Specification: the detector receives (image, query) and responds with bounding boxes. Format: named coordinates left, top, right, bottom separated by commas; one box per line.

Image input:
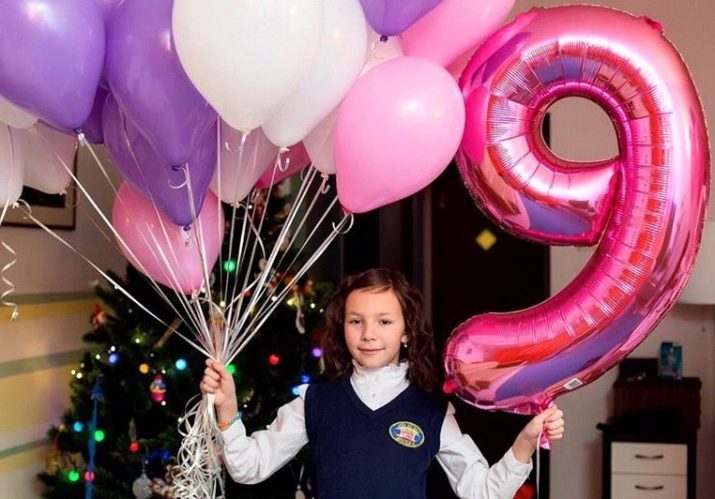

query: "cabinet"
left=601, top=430, right=695, bottom=499
left=599, top=376, right=700, bottom=499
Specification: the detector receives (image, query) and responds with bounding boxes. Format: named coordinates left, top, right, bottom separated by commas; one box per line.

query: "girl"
left=201, top=268, right=565, bottom=498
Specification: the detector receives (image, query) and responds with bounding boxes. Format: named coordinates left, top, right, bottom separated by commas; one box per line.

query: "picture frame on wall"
left=4, top=153, right=77, bottom=230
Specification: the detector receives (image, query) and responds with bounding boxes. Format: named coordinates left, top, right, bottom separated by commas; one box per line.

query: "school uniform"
left=221, top=362, right=531, bottom=498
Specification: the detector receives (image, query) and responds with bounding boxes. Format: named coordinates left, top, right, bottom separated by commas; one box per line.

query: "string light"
left=94, top=429, right=105, bottom=442
left=226, top=364, right=237, bottom=376
left=68, top=470, right=80, bottom=482
left=73, top=421, right=84, bottom=433
left=76, top=372, right=83, bottom=379
left=108, top=353, right=120, bottom=364
left=311, top=347, right=323, bottom=358
left=300, top=374, right=311, bottom=383
left=268, top=354, right=281, bottom=366
left=175, top=359, right=188, bottom=371
left=291, top=386, right=300, bottom=396
left=223, top=259, right=238, bottom=273
left=139, top=363, right=150, bottom=374
left=84, top=471, right=95, bottom=482
left=129, top=442, right=140, bottom=453
left=95, top=354, right=101, bottom=360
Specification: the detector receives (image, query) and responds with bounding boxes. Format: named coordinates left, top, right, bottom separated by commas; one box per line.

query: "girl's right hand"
left=200, top=359, right=238, bottom=423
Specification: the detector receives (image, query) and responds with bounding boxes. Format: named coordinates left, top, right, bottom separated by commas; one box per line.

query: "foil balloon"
left=445, top=5, right=709, bottom=414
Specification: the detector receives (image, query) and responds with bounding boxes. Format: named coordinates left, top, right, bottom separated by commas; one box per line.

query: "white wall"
left=510, top=1, right=715, bottom=497
left=0, top=145, right=125, bottom=496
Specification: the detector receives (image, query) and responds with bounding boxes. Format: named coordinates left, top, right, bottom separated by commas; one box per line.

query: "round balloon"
left=262, top=0, right=367, bottom=147
left=103, top=95, right=216, bottom=227
left=80, top=87, right=109, bottom=145
left=400, top=0, right=515, bottom=68
left=0, top=0, right=105, bottom=130
left=112, top=182, right=224, bottom=295
left=19, top=123, right=78, bottom=194
left=303, top=29, right=403, bottom=175
left=0, top=125, right=24, bottom=209
left=359, top=0, right=443, bottom=37
left=105, top=0, right=217, bottom=165
left=0, top=95, right=37, bottom=130
left=172, top=0, right=323, bottom=132
left=334, top=56, right=464, bottom=213
left=211, top=123, right=277, bottom=205
left=445, top=6, right=710, bottom=414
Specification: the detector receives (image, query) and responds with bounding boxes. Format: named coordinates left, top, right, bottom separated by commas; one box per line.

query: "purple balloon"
left=359, top=0, right=444, bottom=36
left=102, top=95, right=216, bottom=227
left=0, top=0, right=105, bottom=130
left=80, top=87, right=109, bottom=144
left=95, top=0, right=124, bottom=22
left=105, top=0, right=216, bottom=166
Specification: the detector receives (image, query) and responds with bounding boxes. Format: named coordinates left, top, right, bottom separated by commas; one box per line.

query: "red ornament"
left=268, top=354, right=281, bottom=366
left=129, top=441, right=140, bottom=453
left=91, top=305, right=107, bottom=330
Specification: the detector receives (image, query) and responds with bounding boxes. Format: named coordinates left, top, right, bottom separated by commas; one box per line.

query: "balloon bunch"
left=0, top=1, right=519, bottom=496
left=5, top=0, right=704, bottom=496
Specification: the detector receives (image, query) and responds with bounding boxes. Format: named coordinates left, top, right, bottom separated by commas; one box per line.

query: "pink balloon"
left=401, top=0, right=515, bottom=68
left=444, top=6, right=710, bottom=414
left=256, top=143, right=311, bottom=190
left=112, top=182, right=224, bottom=294
left=334, top=56, right=464, bottom=213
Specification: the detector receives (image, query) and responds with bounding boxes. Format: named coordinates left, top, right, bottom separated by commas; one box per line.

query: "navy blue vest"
left=304, top=378, right=447, bottom=499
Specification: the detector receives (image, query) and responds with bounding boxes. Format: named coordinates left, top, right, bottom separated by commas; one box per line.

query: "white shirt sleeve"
left=220, top=384, right=309, bottom=484
left=436, top=402, right=532, bottom=499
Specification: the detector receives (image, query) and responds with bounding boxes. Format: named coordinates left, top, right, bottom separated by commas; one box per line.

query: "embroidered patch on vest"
left=388, top=421, right=425, bottom=448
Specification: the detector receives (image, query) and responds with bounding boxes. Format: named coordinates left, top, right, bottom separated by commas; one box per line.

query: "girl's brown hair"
left=321, top=268, right=441, bottom=393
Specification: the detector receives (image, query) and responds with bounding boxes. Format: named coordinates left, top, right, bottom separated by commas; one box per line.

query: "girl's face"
left=344, top=287, right=408, bottom=369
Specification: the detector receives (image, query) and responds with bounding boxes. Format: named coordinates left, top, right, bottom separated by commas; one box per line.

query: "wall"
left=0, top=146, right=125, bottom=496
left=509, top=1, right=715, bottom=497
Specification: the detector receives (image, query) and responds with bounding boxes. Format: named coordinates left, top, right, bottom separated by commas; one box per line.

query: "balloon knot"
left=379, top=35, right=389, bottom=43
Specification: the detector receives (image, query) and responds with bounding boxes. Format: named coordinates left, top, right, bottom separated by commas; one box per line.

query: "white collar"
left=350, top=360, right=409, bottom=384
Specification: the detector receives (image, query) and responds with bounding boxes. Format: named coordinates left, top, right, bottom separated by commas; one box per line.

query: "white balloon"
left=303, top=30, right=403, bottom=175
left=172, top=0, right=323, bottom=132
left=18, top=123, right=77, bottom=194
left=0, top=94, right=37, bottom=130
left=0, top=125, right=24, bottom=208
left=210, top=123, right=278, bottom=205
left=262, top=0, right=367, bottom=147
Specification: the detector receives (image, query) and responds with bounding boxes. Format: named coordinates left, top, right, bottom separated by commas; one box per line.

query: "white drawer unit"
left=611, top=474, right=687, bottom=499
left=611, top=442, right=687, bottom=475
left=601, top=434, right=696, bottom=499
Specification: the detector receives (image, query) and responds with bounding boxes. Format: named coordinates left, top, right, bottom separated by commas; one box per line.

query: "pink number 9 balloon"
left=445, top=5, right=710, bottom=414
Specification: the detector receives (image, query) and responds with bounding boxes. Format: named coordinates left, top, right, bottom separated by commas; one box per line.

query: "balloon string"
left=0, top=228, right=19, bottom=321
left=536, top=432, right=541, bottom=499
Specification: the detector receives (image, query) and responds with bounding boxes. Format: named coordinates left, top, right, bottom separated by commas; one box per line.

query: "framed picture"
left=4, top=153, right=77, bottom=230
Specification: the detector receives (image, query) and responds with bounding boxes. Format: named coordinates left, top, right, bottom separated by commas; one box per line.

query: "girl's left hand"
left=512, top=405, right=565, bottom=462
left=524, top=405, right=565, bottom=445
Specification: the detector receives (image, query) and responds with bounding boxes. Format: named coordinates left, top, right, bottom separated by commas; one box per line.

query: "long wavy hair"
left=321, top=268, right=441, bottom=393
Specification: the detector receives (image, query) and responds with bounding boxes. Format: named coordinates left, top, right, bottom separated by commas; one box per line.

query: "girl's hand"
left=512, top=405, right=565, bottom=463
left=200, top=359, right=238, bottom=424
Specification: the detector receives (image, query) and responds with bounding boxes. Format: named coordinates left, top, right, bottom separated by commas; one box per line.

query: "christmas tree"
left=38, top=182, right=334, bottom=498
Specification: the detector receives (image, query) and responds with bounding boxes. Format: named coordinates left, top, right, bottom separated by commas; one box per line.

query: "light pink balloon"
left=444, top=6, right=710, bottom=414
left=334, top=56, right=464, bottom=213
left=112, top=182, right=224, bottom=294
left=256, top=142, right=311, bottom=189
left=400, top=0, right=515, bottom=68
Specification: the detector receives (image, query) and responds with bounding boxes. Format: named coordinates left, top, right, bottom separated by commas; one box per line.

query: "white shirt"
left=221, top=362, right=532, bottom=498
